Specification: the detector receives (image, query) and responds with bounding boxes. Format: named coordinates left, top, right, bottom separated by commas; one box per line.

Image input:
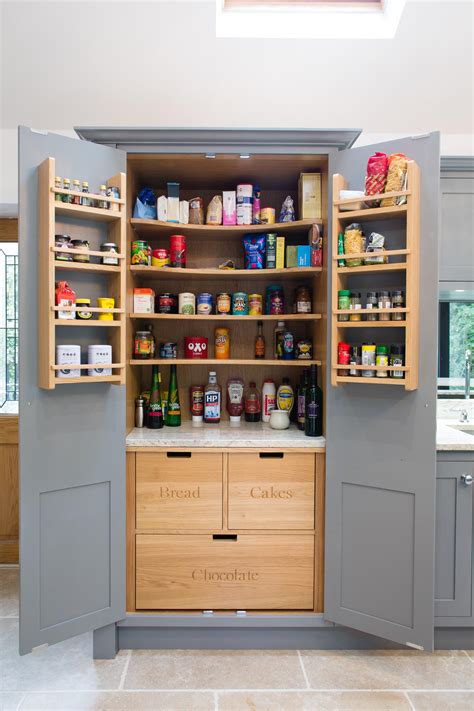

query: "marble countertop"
left=126, top=421, right=325, bottom=449
left=436, top=418, right=474, bottom=451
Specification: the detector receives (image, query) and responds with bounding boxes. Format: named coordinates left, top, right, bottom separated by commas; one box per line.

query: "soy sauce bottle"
left=305, top=364, right=323, bottom=437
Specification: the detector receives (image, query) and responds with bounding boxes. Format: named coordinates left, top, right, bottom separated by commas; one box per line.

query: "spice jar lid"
left=338, top=290, right=351, bottom=296
left=101, top=242, right=117, bottom=249
left=366, top=291, right=377, bottom=297
left=392, top=290, right=404, bottom=296
left=350, top=292, right=362, bottom=298
left=136, top=330, right=151, bottom=336
left=377, top=290, right=390, bottom=297
left=376, top=345, right=388, bottom=354
left=391, top=344, right=405, bottom=355
left=76, top=298, right=91, bottom=305
left=55, top=234, right=71, bottom=240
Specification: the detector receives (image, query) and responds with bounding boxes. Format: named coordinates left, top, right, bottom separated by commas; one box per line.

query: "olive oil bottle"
left=165, top=364, right=181, bottom=427
left=147, top=365, right=163, bottom=429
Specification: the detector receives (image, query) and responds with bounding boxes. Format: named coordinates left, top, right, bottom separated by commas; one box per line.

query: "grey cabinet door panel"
left=18, top=127, right=126, bottom=654
left=435, top=461, right=473, bottom=618
left=439, top=177, right=474, bottom=282
left=326, top=134, right=440, bottom=651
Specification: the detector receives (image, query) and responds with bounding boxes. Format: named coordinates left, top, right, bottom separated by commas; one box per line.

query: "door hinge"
left=32, top=643, right=48, bottom=652
left=406, top=641, right=424, bottom=651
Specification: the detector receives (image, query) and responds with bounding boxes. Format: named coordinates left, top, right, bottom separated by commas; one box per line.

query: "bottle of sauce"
left=147, top=366, right=164, bottom=429
left=262, top=379, right=276, bottom=423
left=273, top=320, right=286, bottom=359
left=165, top=364, right=181, bottom=427
left=189, top=384, right=204, bottom=425
left=226, top=377, right=244, bottom=426
left=297, top=369, right=309, bottom=431
left=277, top=378, right=294, bottom=413
left=204, top=371, right=221, bottom=423
left=255, top=321, right=265, bottom=359
left=244, top=381, right=261, bottom=422
left=305, top=364, right=323, bottom=437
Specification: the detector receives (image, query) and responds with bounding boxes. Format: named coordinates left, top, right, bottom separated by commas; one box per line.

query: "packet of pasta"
left=364, top=152, right=389, bottom=207
left=381, top=154, right=408, bottom=207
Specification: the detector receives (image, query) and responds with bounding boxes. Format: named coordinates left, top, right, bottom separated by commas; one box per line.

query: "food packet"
left=133, top=187, right=157, bottom=219
left=364, top=152, right=389, bottom=207
left=343, top=223, right=365, bottom=267
left=243, top=234, right=266, bottom=269
left=279, top=195, right=295, bottom=222
left=364, top=232, right=387, bottom=265
left=189, top=197, right=204, bottom=225
left=206, top=195, right=223, bottom=225
left=380, top=154, right=408, bottom=207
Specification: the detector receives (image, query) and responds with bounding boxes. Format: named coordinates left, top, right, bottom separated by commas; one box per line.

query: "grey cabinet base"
left=93, top=619, right=474, bottom=659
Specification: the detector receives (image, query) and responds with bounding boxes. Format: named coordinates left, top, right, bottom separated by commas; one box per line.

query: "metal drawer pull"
left=212, top=534, right=238, bottom=541
left=461, top=474, right=473, bottom=486
left=259, top=452, right=284, bottom=459
left=166, top=452, right=192, bottom=458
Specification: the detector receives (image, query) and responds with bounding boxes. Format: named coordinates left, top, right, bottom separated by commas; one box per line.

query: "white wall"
left=1, top=0, right=473, bottom=211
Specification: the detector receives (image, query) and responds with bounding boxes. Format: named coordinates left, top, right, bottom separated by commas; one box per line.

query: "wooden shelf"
left=335, top=321, right=407, bottom=328
left=129, top=359, right=321, bottom=367
left=51, top=363, right=125, bottom=371
left=336, top=205, right=408, bottom=222
left=334, top=189, right=410, bottom=206
left=334, top=376, right=406, bottom=386
left=335, top=364, right=409, bottom=372
left=130, top=218, right=319, bottom=240
left=55, top=260, right=121, bottom=274
left=130, top=313, right=321, bottom=321
left=55, top=201, right=123, bottom=222
left=336, top=263, right=407, bottom=275
left=130, top=266, right=321, bottom=281
left=52, top=306, right=124, bottom=314
left=333, top=249, right=409, bottom=261
left=334, top=308, right=408, bottom=315
left=54, top=375, right=123, bottom=385
left=52, top=186, right=124, bottom=205
left=54, top=319, right=121, bottom=327
left=51, top=246, right=124, bottom=259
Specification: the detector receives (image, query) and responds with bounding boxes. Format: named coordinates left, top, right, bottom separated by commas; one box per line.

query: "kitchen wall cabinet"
left=439, top=173, right=474, bottom=283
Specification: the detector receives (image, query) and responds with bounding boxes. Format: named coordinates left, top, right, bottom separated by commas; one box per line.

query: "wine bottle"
left=305, top=364, right=323, bottom=437
left=297, top=369, right=309, bottom=431
left=147, top=365, right=163, bottom=429
left=165, top=364, right=181, bottom=427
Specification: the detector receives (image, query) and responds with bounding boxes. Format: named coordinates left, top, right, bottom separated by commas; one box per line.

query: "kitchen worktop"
left=436, top=419, right=474, bottom=451
left=126, top=421, right=326, bottom=449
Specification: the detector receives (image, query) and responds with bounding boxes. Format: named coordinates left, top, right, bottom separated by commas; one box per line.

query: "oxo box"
left=185, top=337, right=208, bottom=359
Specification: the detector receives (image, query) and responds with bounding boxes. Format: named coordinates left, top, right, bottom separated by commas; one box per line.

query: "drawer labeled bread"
left=228, top=452, right=315, bottom=530
left=136, top=534, right=315, bottom=610
left=136, top=452, right=223, bottom=530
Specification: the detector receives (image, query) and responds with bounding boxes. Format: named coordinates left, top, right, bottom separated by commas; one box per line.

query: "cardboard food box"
left=276, top=236, right=285, bottom=269
left=299, top=173, right=322, bottom=220
left=133, top=288, right=155, bottom=314
left=286, top=245, right=298, bottom=268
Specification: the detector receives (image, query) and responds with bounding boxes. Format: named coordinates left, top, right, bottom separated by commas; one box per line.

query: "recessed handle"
left=259, top=452, right=284, bottom=459
left=461, top=474, right=473, bottom=486
left=167, top=452, right=192, bottom=458
left=212, top=534, right=238, bottom=541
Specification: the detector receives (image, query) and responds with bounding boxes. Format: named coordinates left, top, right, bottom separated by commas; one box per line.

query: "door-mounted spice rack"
left=330, top=161, right=420, bottom=391
left=38, top=156, right=127, bottom=388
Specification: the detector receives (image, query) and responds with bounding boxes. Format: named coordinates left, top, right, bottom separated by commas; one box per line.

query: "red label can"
left=169, top=234, right=186, bottom=268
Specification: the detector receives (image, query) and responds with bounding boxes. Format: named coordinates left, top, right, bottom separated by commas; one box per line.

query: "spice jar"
left=71, top=239, right=90, bottom=263
left=98, top=185, right=108, bottom=210
left=376, top=344, right=389, bottom=378
left=295, top=285, right=312, bottom=313
left=72, top=179, right=81, bottom=204
left=361, top=343, right=376, bottom=377
left=338, top=341, right=351, bottom=376
left=378, top=291, right=391, bottom=321
left=391, top=290, right=405, bottom=321
left=338, top=290, right=351, bottom=321
left=55, top=234, right=72, bottom=261
left=349, top=292, right=362, bottom=321
left=349, top=345, right=361, bottom=376
left=134, top=331, right=154, bottom=360
left=366, top=291, right=378, bottom=321
left=390, top=344, right=405, bottom=379
left=101, top=242, right=119, bottom=265
left=76, top=298, right=92, bottom=320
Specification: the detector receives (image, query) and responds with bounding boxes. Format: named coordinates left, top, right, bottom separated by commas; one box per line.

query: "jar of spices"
left=98, top=185, right=108, bottom=210
left=71, top=239, right=90, bottom=263
left=390, top=345, right=405, bottom=379
left=295, top=285, right=312, bottom=313
left=361, top=343, right=376, bottom=377
left=54, top=177, right=63, bottom=201
left=62, top=178, right=72, bottom=203
left=337, top=290, right=351, bottom=321
left=378, top=291, right=391, bottom=321
left=106, top=186, right=120, bottom=212
left=101, top=242, right=119, bottom=265
left=55, top=234, right=72, bottom=261
left=366, top=291, right=378, bottom=321
left=76, top=298, right=92, bottom=320
left=134, top=331, right=154, bottom=360
left=216, top=293, right=231, bottom=315
left=349, top=345, right=361, bottom=376
left=391, top=290, right=405, bottom=321
left=72, top=179, right=81, bottom=204
left=349, top=292, right=362, bottom=321
left=338, top=341, right=351, bottom=376
left=376, top=344, right=389, bottom=378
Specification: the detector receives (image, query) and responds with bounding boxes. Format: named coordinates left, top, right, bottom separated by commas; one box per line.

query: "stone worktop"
left=436, top=419, right=474, bottom=451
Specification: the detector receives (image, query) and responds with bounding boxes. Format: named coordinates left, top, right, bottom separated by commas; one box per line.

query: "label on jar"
left=296, top=300, right=311, bottom=313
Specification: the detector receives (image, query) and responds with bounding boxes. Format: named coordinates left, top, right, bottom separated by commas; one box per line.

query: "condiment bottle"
left=349, top=292, right=362, bottom=321
left=226, top=377, right=244, bottom=426
left=165, top=364, right=181, bottom=426
left=277, top=378, right=294, bottom=413
left=337, top=290, right=351, bottom=321
left=255, top=321, right=265, bottom=359
left=244, top=381, right=261, bottom=422
left=135, top=397, right=145, bottom=428
left=262, top=379, right=276, bottom=423
left=305, top=364, right=323, bottom=438
left=273, top=320, right=286, bottom=359
left=204, top=371, right=221, bottom=423
left=390, top=344, right=405, bottom=379
left=391, top=290, right=405, bottom=321
left=376, top=345, right=389, bottom=378
left=189, top=384, right=204, bottom=425
left=147, top=366, right=163, bottom=429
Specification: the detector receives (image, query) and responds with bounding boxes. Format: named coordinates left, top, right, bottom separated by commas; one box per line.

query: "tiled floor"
left=1, top=567, right=473, bottom=711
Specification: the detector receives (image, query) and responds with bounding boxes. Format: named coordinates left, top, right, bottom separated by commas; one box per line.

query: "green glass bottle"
left=337, top=232, right=346, bottom=267
left=297, top=368, right=309, bottom=431
left=165, top=364, right=181, bottom=427
left=147, top=365, right=163, bottom=429
left=305, top=364, right=323, bottom=437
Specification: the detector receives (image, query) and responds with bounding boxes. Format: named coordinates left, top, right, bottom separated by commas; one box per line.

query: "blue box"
left=297, top=245, right=311, bottom=267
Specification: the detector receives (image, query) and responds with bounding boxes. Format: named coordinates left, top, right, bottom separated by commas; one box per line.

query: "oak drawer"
left=136, top=533, right=315, bottom=610
left=136, top=452, right=223, bottom=530
left=228, top=452, right=315, bottom=530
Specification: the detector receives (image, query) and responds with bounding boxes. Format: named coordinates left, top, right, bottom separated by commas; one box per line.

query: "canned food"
left=159, top=342, right=177, bottom=359
left=216, top=293, right=231, bottom=315
left=296, top=339, right=312, bottom=360
left=169, top=234, right=186, bottom=268
left=197, top=293, right=213, bottom=315
left=260, top=207, right=276, bottom=224
left=248, top=293, right=263, bottom=315
left=151, top=248, right=169, bottom=268
left=232, top=292, right=249, bottom=315
left=282, top=331, right=295, bottom=360
left=179, top=292, right=196, bottom=315
left=185, top=337, right=208, bottom=359
left=157, top=293, right=178, bottom=314
left=131, top=240, right=150, bottom=266
left=215, top=327, right=230, bottom=359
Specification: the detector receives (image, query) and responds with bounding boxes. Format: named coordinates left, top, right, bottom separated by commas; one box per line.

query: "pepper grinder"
left=135, top=396, right=145, bottom=428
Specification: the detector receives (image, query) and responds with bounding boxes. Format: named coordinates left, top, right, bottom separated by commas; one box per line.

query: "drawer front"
left=136, top=533, right=315, bottom=610
left=228, top=452, right=315, bottom=530
left=136, top=452, right=223, bottom=530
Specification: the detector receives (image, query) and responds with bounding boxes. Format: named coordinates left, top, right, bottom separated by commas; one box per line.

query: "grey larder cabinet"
left=439, top=175, right=474, bottom=283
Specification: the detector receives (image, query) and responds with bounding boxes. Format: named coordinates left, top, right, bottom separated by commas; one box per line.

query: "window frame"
left=0, top=219, right=19, bottom=417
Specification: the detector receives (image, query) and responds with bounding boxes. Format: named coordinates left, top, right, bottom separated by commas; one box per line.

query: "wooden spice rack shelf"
left=130, top=313, right=321, bottom=321
left=331, top=162, right=420, bottom=391
left=38, top=156, right=127, bottom=389
left=130, top=217, right=320, bottom=240
left=129, top=359, right=322, bottom=367
left=130, top=266, right=321, bottom=281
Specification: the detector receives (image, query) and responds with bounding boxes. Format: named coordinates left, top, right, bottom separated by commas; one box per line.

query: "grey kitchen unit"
left=20, top=126, right=469, bottom=659
left=439, top=158, right=474, bottom=285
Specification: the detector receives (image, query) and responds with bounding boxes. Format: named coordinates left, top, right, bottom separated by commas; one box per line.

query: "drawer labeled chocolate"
left=136, top=533, right=314, bottom=610
left=228, top=452, right=315, bottom=530
left=136, top=452, right=223, bottom=530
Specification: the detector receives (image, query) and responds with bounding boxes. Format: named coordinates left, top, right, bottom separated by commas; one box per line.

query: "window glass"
left=0, top=242, right=19, bottom=413
left=438, top=299, right=474, bottom=397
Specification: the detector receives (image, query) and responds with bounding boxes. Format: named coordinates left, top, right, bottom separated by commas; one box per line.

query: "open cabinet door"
left=18, top=127, right=126, bottom=654
left=325, top=133, right=440, bottom=650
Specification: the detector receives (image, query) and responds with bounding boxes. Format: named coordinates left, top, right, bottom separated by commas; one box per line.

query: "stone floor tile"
left=0, top=620, right=127, bottom=692
left=19, top=690, right=215, bottom=710
left=218, top=690, right=412, bottom=710
left=408, top=691, right=474, bottom=710
left=0, top=692, right=24, bottom=711
left=124, top=650, right=306, bottom=690
left=0, top=569, right=19, bottom=618
left=300, top=650, right=474, bottom=690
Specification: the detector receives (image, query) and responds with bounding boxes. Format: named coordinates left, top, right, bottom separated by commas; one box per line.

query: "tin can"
left=216, top=293, right=231, bottom=315
left=56, top=344, right=81, bottom=378
left=232, top=292, right=249, bottom=315
left=159, top=342, right=177, bottom=359
left=88, top=344, right=112, bottom=377
left=296, top=339, right=312, bottom=360
left=179, top=292, right=196, bottom=315
left=282, top=331, right=295, bottom=360
left=157, top=293, right=178, bottom=314
left=131, top=240, right=150, bottom=266
left=267, top=285, right=284, bottom=315
left=185, top=337, right=208, bottom=359
left=169, top=234, right=186, bottom=268
left=151, top=248, right=169, bottom=268
left=260, top=207, right=276, bottom=224
left=197, top=293, right=213, bottom=315
left=248, top=293, right=263, bottom=315
left=215, top=327, right=230, bottom=359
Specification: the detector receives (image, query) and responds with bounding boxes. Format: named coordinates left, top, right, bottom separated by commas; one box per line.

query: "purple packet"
left=243, top=234, right=266, bottom=269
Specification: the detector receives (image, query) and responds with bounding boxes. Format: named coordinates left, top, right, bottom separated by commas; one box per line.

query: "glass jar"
left=98, top=185, right=108, bottom=210
left=349, top=292, right=362, bottom=321
left=338, top=341, right=351, bottom=376
left=337, top=290, right=351, bottom=321
left=366, top=291, right=378, bottom=321
left=361, top=343, right=376, bottom=377
left=134, top=330, right=154, bottom=360
left=55, top=234, right=72, bottom=261
left=101, top=242, right=119, bottom=265
left=349, top=345, right=361, bottom=376
left=390, top=345, right=405, bottom=379
left=71, top=239, right=90, bottom=263
left=72, top=179, right=81, bottom=204
left=391, top=290, right=405, bottom=321
left=295, top=285, right=312, bottom=313
left=376, top=344, right=389, bottom=378
left=76, top=298, right=92, bottom=320
left=378, top=290, right=391, bottom=321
